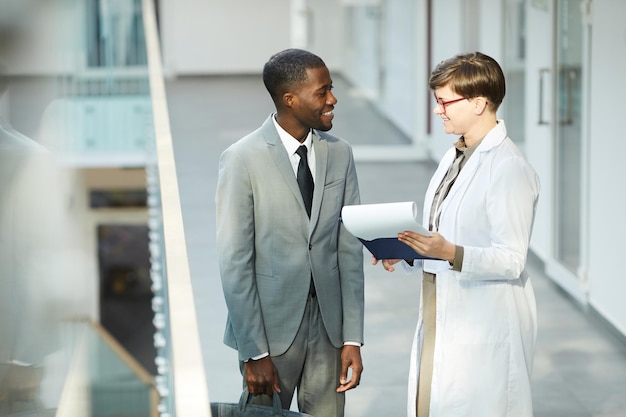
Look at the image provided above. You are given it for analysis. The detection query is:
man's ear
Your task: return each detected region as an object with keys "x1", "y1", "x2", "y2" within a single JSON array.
[{"x1": 282, "y1": 92, "x2": 295, "y2": 109}]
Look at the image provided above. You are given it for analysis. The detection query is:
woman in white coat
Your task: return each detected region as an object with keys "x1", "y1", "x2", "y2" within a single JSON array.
[{"x1": 375, "y1": 52, "x2": 540, "y2": 417}]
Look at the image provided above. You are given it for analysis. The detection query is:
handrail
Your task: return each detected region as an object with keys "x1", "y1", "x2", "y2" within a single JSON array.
[{"x1": 141, "y1": 0, "x2": 212, "y2": 416}]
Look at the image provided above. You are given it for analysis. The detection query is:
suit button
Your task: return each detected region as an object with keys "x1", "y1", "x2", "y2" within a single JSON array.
[{"x1": 308, "y1": 244, "x2": 312, "y2": 250}]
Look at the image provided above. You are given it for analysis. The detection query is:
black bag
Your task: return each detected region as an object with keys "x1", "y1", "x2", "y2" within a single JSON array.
[{"x1": 210, "y1": 388, "x2": 313, "y2": 417}]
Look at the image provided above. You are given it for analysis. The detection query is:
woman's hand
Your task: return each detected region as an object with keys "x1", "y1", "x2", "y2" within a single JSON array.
[{"x1": 398, "y1": 231, "x2": 456, "y2": 263}]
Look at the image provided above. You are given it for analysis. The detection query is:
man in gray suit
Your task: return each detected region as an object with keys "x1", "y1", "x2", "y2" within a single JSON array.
[{"x1": 216, "y1": 49, "x2": 364, "y2": 417}]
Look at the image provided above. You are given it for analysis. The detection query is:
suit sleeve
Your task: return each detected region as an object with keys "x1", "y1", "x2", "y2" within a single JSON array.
[
  {"x1": 216, "y1": 146, "x2": 268, "y2": 360},
  {"x1": 338, "y1": 146, "x2": 365, "y2": 344}
]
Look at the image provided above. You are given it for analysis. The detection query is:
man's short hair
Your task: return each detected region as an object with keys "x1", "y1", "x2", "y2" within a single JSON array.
[
  {"x1": 429, "y1": 51, "x2": 506, "y2": 112},
  {"x1": 263, "y1": 49, "x2": 326, "y2": 102}
]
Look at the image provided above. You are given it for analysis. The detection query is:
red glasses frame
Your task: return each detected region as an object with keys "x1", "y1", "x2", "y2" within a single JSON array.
[{"x1": 435, "y1": 96, "x2": 467, "y2": 113}]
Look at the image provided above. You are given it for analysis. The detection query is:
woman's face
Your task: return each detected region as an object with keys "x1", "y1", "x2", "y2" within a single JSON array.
[{"x1": 433, "y1": 85, "x2": 474, "y2": 136}]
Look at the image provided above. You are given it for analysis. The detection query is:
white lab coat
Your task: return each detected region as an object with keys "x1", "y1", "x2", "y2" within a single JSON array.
[{"x1": 407, "y1": 121, "x2": 540, "y2": 417}]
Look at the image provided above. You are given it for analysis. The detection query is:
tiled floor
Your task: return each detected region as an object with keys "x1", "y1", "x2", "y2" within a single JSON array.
[{"x1": 165, "y1": 74, "x2": 626, "y2": 417}]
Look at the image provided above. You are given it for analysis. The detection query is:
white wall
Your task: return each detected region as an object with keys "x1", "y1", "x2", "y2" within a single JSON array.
[
  {"x1": 412, "y1": 0, "x2": 430, "y2": 147},
  {"x1": 475, "y1": 0, "x2": 504, "y2": 62},
  {"x1": 160, "y1": 0, "x2": 292, "y2": 75},
  {"x1": 523, "y1": 1, "x2": 554, "y2": 260},
  {"x1": 341, "y1": 5, "x2": 383, "y2": 98},
  {"x1": 380, "y1": 0, "x2": 418, "y2": 138},
  {"x1": 339, "y1": 0, "x2": 429, "y2": 144},
  {"x1": 587, "y1": 0, "x2": 626, "y2": 335},
  {"x1": 429, "y1": 0, "x2": 464, "y2": 160},
  {"x1": 304, "y1": 0, "x2": 346, "y2": 72}
]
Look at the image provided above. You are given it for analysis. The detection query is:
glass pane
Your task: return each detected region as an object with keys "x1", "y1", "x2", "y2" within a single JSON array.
[
  {"x1": 87, "y1": 0, "x2": 147, "y2": 68},
  {"x1": 555, "y1": 0, "x2": 583, "y2": 272},
  {"x1": 86, "y1": 323, "x2": 157, "y2": 416},
  {"x1": 98, "y1": 224, "x2": 156, "y2": 375}
]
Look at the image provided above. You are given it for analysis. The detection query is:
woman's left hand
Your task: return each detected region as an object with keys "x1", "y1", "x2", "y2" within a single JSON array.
[{"x1": 398, "y1": 231, "x2": 456, "y2": 263}]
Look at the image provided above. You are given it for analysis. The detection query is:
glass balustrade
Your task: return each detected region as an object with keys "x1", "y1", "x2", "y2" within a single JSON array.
[{"x1": 1, "y1": 0, "x2": 205, "y2": 416}]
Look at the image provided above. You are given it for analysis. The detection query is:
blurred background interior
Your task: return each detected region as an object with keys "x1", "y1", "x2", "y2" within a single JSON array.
[{"x1": 0, "y1": 0, "x2": 625, "y2": 416}]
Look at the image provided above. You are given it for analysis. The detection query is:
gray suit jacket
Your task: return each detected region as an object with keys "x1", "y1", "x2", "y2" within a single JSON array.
[{"x1": 216, "y1": 116, "x2": 364, "y2": 361}]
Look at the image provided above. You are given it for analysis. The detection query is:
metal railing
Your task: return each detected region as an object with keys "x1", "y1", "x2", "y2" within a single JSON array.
[{"x1": 141, "y1": 0, "x2": 212, "y2": 416}]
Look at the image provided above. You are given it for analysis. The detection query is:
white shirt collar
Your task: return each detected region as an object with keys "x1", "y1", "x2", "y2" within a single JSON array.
[{"x1": 272, "y1": 113, "x2": 312, "y2": 156}]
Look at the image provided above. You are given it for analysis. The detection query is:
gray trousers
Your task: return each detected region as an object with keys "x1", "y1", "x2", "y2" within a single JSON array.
[{"x1": 242, "y1": 294, "x2": 345, "y2": 417}]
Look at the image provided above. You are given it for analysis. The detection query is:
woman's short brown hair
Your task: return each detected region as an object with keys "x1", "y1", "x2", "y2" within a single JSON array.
[{"x1": 429, "y1": 52, "x2": 505, "y2": 113}]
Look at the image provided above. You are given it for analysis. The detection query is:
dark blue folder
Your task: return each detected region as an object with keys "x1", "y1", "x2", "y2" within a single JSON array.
[{"x1": 358, "y1": 237, "x2": 435, "y2": 260}]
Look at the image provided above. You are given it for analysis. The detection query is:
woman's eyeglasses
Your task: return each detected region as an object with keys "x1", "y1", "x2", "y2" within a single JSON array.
[{"x1": 435, "y1": 96, "x2": 467, "y2": 113}]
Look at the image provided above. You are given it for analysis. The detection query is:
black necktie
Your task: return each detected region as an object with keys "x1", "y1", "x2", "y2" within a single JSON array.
[{"x1": 296, "y1": 145, "x2": 314, "y2": 218}]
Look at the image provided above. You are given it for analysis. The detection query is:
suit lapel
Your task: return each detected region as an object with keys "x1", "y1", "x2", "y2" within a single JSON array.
[
  {"x1": 310, "y1": 132, "x2": 327, "y2": 232},
  {"x1": 262, "y1": 117, "x2": 312, "y2": 218}
]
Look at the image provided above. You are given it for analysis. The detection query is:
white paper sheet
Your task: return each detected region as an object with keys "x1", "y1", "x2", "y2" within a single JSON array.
[{"x1": 341, "y1": 201, "x2": 431, "y2": 241}]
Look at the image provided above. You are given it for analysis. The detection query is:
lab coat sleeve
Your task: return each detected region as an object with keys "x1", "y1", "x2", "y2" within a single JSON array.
[{"x1": 461, "y1": 154, "x2": 540, "y2": 280}]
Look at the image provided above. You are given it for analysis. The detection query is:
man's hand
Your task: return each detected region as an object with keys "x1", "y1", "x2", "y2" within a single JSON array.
[
  {"x1": 336, "y1": 345, "x2": 363, "y2": 393},
  {"x1": 372, "y1": 256, "x2": 402, "y2": 272},
  {"x1": 244, "y1": 356, "x2": 281, "y2": 396}
]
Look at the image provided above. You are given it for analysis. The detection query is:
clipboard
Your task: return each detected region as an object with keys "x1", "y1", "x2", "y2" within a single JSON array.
[{"x1": 341, "y1": 201, "x2": 436, "y2": 260}]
